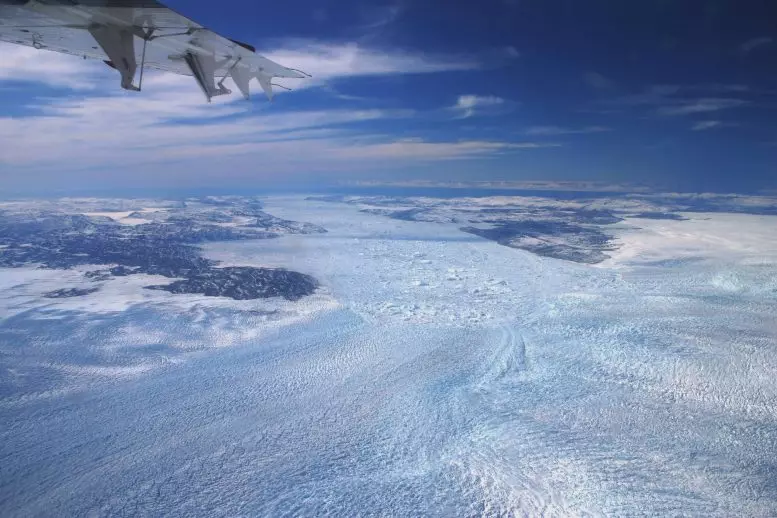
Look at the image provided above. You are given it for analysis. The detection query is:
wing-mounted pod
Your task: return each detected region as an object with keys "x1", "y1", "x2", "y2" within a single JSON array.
[
  {"x1": 255, "y1": 72, "x2": 274, "y2": 101},
  {"x1": 89, "y1": 24, "x2": 140, "y2": 91},
  {"x1": 183, "y1": 50, "x2": 231, "y2": 102},
  {"x1": 229, "y1": 61, "x2": 252, "y2": 100}
]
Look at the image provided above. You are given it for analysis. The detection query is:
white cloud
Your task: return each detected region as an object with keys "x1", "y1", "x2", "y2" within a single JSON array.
[
  {"x1": 690, "y1": 120, "x2": 740, "y2": 131},
  {"x1": 525, "y1": 125, "x2": 610, "y2": 136},
  {"x1": 450, "y1": 95, "x2": 506, "y2": 118},
  {"x1": 691, "y1": 120, "x2": 722, "y2": 131},
  {"x1": 599, "y1": 85, "x2": 753, "y2": 113},
  {"x1": 583, "y1": 72, "x2": 613, "y2": 91},
  {"x1": 360, "y1": 3, "x2": 404, "y2": 30},
  {"x1": 0, "y1": 39, "x2": 478, "y2": 95},
  {"x1": 332, "y1": 139, "x2": 559, "y2": 161},
  {"x1": 0, "y1": 81, "x2": 414, "y2": 168},
  {"x1": 656, "y1": 98, "x2": 748, "y2": 116},
  {"x1": 264, "y1": 39, "x2": 479, "y2": 89},
  {"x1": 503, "y1": 46, "x2": 521, "y2": 59},
  {"x1": 740, "y1": 37, "x2": 773, "y2": 54},
  {"x1": 0, "y1": 44, "x2": 109, "y2": 90},
  {"x1": 0, "y1": 42, "x2": 533, "y2": 190}
]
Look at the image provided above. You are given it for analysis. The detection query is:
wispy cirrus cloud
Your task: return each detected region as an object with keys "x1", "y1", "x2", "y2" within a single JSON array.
[
  {"x1": 0, "y1": 39, "x2": 479, "y2": 94},
  {"x1": 739, "y1": 36, "x2": 773, "y2": 54},
  {"x1": 0, "y1": 41, "x2": 538, "y2": 190},
  {"x1": 582, "y1": 71, "x2": 614, "y2": 91},
  {"x1": 656, "y1": 98, "x2": 749, "y2": 117},
  {"x1": 0, "y1": 44, "x2": 109, "y2": 90},
  {"x1": 332, "y1": 138, "x2": 559, "y2": 160},
  {"x1": 359, "y1": 2, "x2": 404, "y2": 31},
  {"x1": 264, "y1": 39, "x2": 479, "y2": 89},
  {"x1": 603, "y1": 84, "x2": 750, "y2": 107},
  {"x1": 450, "y1": 94, "x2": 508, "y2": 118},
  {"x1": 691, "y1": 120, "x2": 740, "y2": 131},
  {"x1": 692, "y1": 120, "x2": 722, "y2": 131},
  {"x1": 0, "y1": 74, "x2": 412, "y2": 170},
  {"x1": 594, "y1": 84, "x2": 753, "y2": 120},
  {"x1": 525, "y1": 125, "x2": 610, "y2": 136}
]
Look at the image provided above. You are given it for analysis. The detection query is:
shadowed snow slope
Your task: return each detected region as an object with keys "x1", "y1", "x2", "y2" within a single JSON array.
[{"x1": 1, "y1": 195, "x2": 776, "y2": 516}]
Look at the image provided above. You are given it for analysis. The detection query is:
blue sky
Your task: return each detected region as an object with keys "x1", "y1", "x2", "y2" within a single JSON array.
[{"x1": 1, "y1": 0, "x2": 775, "y2": 194}]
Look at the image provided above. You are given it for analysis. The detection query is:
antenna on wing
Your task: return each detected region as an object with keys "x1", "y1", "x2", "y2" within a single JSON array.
[{"x1": 288, "y1": 68, "x2": 312, "y2": 78}]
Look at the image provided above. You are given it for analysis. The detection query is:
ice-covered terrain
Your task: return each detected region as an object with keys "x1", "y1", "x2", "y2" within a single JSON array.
[
  {"x1": 1, "y1": 193, "x2": 777, "y2": 516},
  {"x1": 0, "y1": 197, "x2": 323, "y2": 300}
]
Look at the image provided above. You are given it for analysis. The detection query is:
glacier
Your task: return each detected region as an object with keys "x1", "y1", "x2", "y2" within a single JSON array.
[{"x1": 1, "y1": 194, "x2": 776, "y2": 516}]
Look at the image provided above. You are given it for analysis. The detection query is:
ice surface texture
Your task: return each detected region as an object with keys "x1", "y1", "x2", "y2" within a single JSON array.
[{"x1": 1, "y1": 193, "x2": 777, "y2": 516}]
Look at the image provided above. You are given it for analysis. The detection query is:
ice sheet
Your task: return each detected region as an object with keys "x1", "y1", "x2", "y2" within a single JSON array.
[
  {"x1": 1, "y1": 196, "x2": 776, "y2": 516},
  {"x1": 604, "y1": 212, "x2": 777, "y2": 267}
]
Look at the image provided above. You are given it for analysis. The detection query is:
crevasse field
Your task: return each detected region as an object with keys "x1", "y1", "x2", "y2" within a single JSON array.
[{"x1": 1, "y1": 195, "x2": 777, "y2": 516}]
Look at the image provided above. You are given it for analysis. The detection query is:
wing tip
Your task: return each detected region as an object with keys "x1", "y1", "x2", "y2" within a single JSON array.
[{"x1": 286, "y1": 68, "x2": 311, "y2": 79}]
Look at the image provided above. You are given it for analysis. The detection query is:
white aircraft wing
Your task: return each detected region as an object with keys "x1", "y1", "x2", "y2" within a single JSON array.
[{"x1": 0, "y1": 0, "x2": 308, "y2": 101}]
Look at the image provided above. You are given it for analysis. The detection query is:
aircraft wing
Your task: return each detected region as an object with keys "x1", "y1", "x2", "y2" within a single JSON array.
[{"x1": 0, "y1": 0, "x2": 308, "y2": 101}]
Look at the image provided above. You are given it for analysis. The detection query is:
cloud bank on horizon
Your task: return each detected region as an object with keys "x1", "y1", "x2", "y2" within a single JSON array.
[{"x1": 0, "y1": 0, "x2": 775, "y2": 194}]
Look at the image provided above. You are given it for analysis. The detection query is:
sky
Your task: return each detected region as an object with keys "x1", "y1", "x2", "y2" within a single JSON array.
[{"x1": 0, "y1": 0, "x2": 776, "y2": 195}]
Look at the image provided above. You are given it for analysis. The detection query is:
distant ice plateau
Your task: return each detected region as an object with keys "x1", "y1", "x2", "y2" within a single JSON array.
[{"x1": 1, "y1": 191, "x2": 777, "y2": 517}]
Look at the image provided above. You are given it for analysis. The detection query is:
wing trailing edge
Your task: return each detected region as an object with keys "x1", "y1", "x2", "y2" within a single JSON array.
[
  {"x1": 0, "y1": 0, "x2": 309, "y2": 103},
  {"x1": 225, "y1": 58, "x2": 310, "y2": 101}
]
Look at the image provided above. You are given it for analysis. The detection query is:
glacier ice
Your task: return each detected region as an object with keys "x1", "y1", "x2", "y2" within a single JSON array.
[{"x1": 1, "y1": 195, "x2": 776, "y2": 516}]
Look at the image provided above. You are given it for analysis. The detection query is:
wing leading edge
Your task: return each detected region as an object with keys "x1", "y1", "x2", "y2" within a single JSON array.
[{"x1": 0, "y1": 0, "x2": 309, "y2": 101}]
